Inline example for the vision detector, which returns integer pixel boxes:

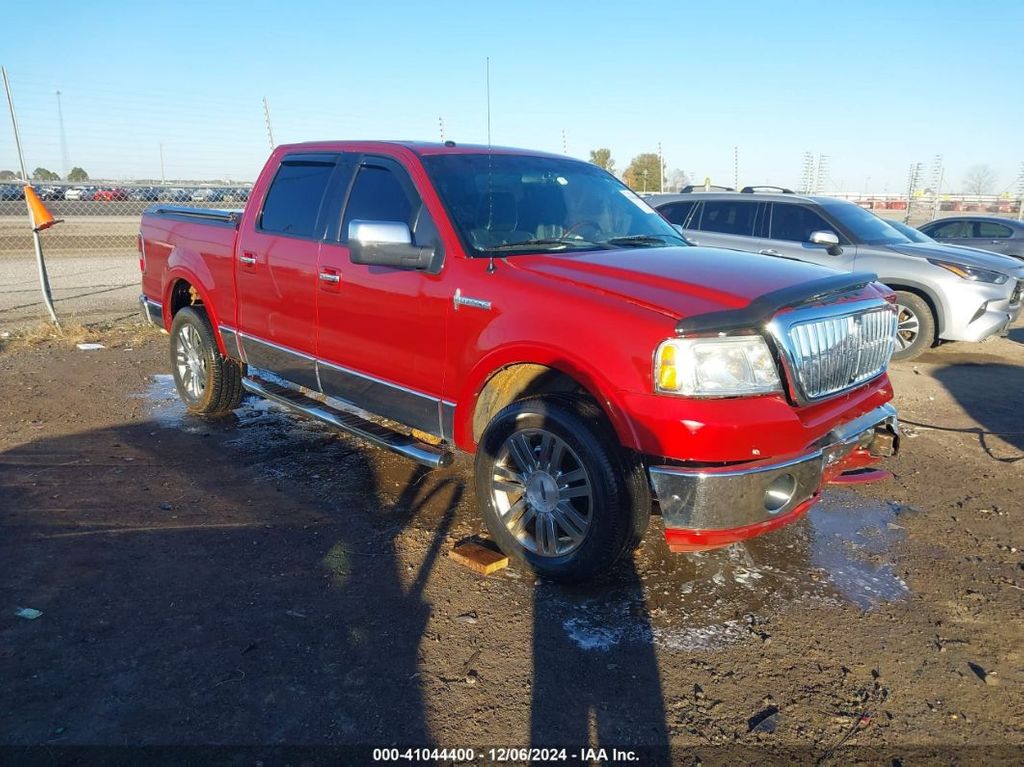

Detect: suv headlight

[655,336,782,397]
[928,259,1008,285]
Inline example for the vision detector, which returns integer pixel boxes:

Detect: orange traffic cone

[24,185,63,232]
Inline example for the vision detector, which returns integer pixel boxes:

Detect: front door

[235,153,338,390]
[316,155,450,437]
[761,202,857,271]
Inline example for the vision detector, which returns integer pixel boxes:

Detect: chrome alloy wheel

[895,303,920,351]
[490,429,593,558]
[175,323,208,401]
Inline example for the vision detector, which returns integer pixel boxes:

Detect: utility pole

[733,146,739,190]
[1017,161,1024,221]
[262,96,275,150]
[904,162,923,224]
[439,116,445,142]
[56,89,69,179]
[658,142,665,192]
[930,154,944,220]
[562,129,568,155]
[3,66,59,326]
[159,142,165,184]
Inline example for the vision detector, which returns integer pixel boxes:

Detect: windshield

[421,153,687,255]
[818,200,913,245]
[886,219,933,243]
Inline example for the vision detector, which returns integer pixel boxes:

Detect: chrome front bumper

[649,403,899,532]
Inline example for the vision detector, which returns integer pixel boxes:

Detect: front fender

[453,342,642,453]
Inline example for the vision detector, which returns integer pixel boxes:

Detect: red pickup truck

[139,141,901,580]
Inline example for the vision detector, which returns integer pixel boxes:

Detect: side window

[342,160,437,249]
[659,201,696,227]
[259,160,335,238]
[975,221,1012,238]
[700,200,757,236]
[927,221,968,238]
[769,204,833,242]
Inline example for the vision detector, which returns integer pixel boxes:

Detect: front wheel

[474,396,649,582]
[891,291,935,362]
[169,306,243,414]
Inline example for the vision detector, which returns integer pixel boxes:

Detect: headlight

[654,336,782,397]
[928,259,1008,285]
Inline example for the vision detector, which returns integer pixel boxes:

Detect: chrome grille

[779,303,897,401]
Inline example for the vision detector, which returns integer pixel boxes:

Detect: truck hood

[507,246,845,320]
[886,241,1024,277]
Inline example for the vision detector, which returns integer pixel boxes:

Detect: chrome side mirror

[809,229,843,256]
[348,220,412,245]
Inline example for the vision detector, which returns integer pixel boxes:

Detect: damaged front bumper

[649,403,900,553]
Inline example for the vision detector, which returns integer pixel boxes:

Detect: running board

[241,376,453,469]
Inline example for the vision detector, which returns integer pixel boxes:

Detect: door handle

[759,249,782,256]
[319,271,341,284]
[239,252,257,265]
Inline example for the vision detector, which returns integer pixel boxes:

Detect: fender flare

[453,342,642,454]
[162,257,228,356]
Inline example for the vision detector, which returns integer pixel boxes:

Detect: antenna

[485,57,492,146]
[262,96,275,150]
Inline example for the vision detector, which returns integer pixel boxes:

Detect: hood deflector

[675,272,879,335]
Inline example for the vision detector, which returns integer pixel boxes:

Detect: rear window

[259,160,335,238]
[658,200,697,227]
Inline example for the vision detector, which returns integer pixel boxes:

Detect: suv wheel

[474,396,649,582]
[891,291,935,362]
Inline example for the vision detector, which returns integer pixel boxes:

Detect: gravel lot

[0,319,1021,762]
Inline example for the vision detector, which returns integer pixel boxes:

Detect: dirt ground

[1,320,1022,764]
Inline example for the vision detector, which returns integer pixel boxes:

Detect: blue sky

[2,0,1021,193]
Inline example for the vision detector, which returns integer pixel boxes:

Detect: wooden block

[449,540,509,575]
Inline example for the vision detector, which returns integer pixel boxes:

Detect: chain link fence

[2,68,1023,330]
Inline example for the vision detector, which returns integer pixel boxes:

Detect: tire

[474,395,650,582]
[169,306,244,415]
[891,291,935,362]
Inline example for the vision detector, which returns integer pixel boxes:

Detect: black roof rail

[680,184,735,193]
[740,185,795,194]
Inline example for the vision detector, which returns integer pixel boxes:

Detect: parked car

[64,186,96,201]
[650,191,1024,360]
[93,187,128,202]
[140,141,903,581]
[0,184,25,200]
[158,187,190,202]
[36,186,66,201]
[128,186,160,202]
[918,216,1024,260]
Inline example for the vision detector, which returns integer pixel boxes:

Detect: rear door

[684,198,763,251]
[971,220,1014,255]
[761,202,856,270]
[234,153,338,390]
[315,155,450,437]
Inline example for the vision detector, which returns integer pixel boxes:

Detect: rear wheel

[474,396,649,582]
[891,291,935,362]
[169,306,243,414]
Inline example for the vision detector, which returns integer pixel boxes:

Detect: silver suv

[648,192,1024,360]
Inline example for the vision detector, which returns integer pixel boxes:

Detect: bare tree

[963,164,997,195]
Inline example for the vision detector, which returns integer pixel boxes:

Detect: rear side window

[259,160,335,237]
[976,221,1013,238]
[769,204,832,242]
[658,201,697,227]
[700,200,757,236]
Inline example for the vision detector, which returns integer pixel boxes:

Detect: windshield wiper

[602,235,684,248]
[483,237,601,252]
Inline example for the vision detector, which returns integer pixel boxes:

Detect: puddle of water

[557,491,911,653]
